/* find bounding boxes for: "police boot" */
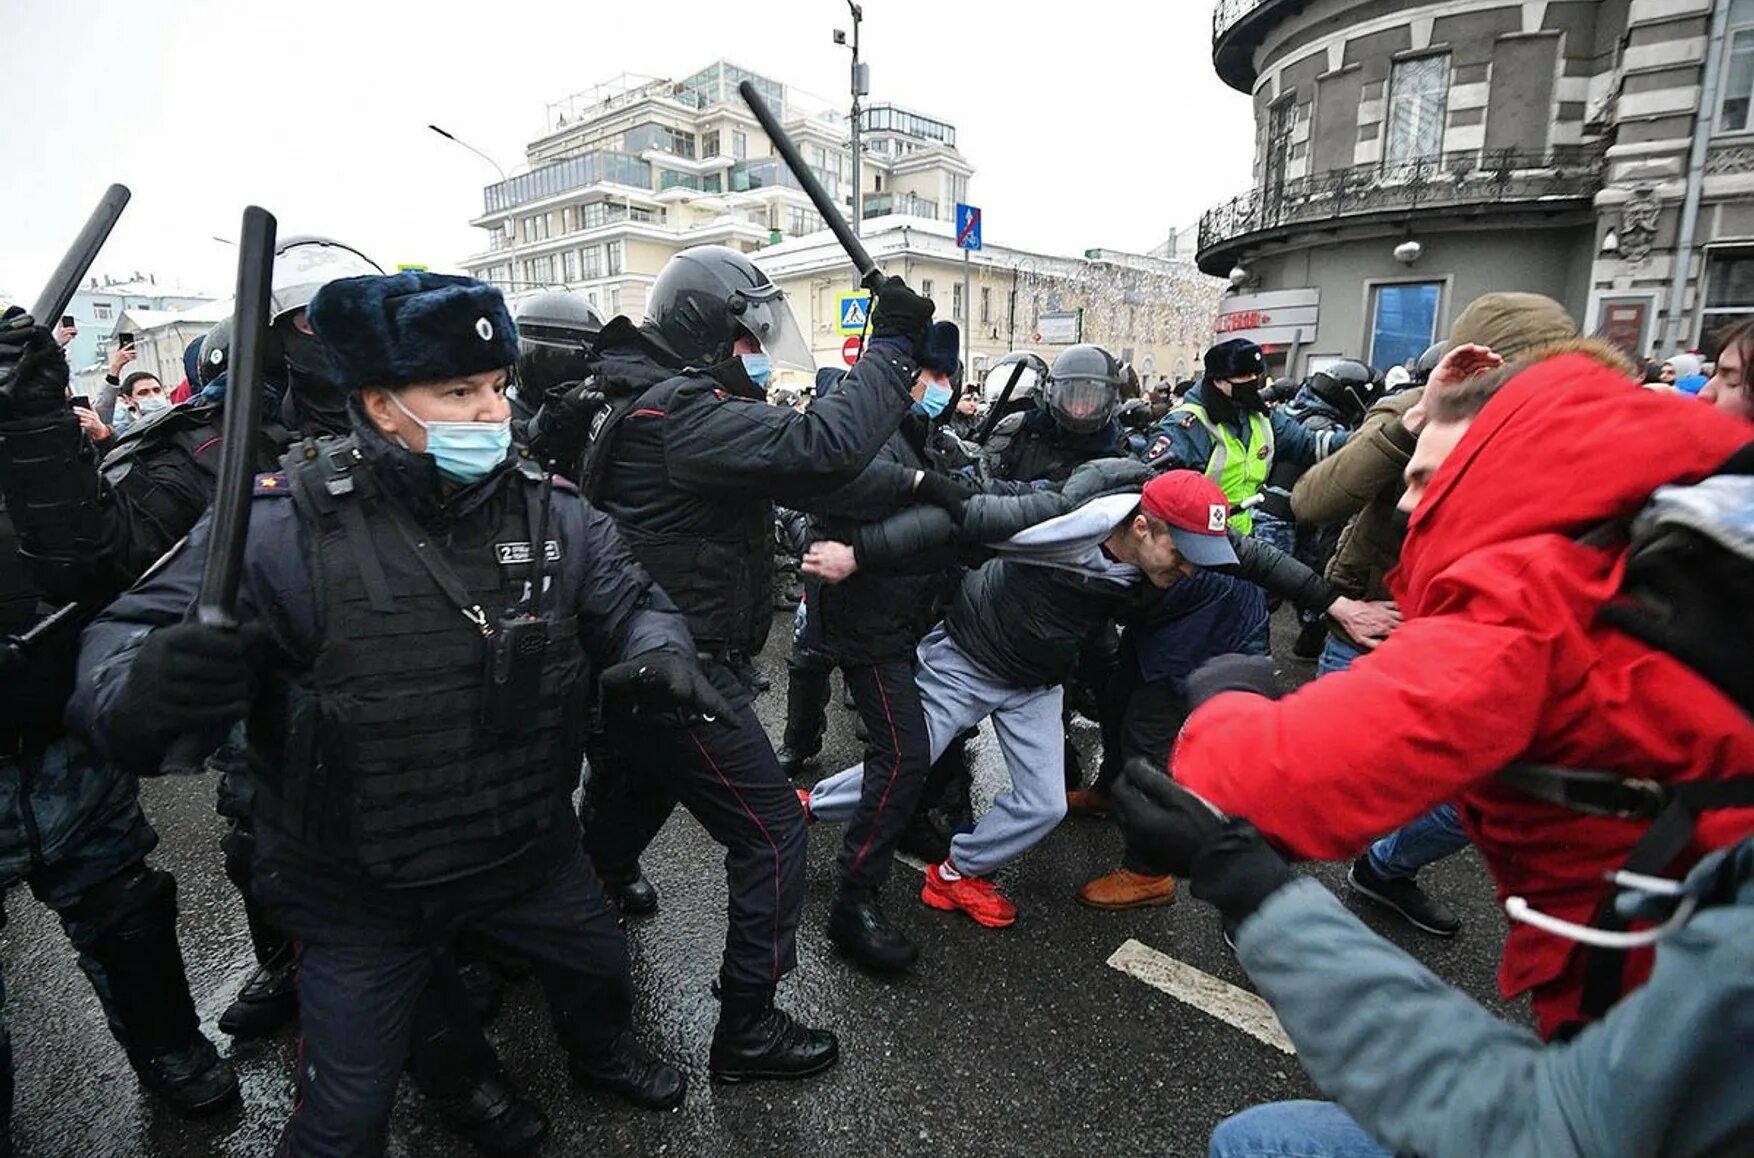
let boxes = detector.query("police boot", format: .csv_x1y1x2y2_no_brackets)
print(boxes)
218,938,298,1039
431,1072,548,1158
777,664,832,778
603,865,660,917
72,868,239,1117
456,956,506,1024
827,888,918,974
709,982,839,1082
408,971,547,1157
567,1030,687,1110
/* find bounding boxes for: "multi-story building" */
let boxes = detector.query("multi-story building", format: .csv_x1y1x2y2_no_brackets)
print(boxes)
63,275,214,374
459,59,1220,381
1197,0,1754,377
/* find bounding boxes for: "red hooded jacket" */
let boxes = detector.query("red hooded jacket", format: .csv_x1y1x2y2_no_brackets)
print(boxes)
1174,351,1754,1036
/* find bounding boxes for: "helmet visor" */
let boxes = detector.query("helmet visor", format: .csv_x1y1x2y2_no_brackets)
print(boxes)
1050,377,1119,433
737,286,815,373
272,241,383,322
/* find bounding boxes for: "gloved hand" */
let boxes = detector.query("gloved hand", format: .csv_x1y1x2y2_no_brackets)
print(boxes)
1185,653,1283,711
868,276,935,352
525,380,603,469
0,309,72,420
110,622,263,745
1188,821,1293,926
913,470,976,521
599,649,735,723
1111,757,1227,880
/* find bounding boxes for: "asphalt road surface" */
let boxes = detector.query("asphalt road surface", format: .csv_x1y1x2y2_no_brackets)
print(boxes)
3,609,1525,1157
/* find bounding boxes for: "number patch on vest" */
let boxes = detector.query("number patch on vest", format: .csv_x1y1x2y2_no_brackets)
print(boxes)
495,540,561,566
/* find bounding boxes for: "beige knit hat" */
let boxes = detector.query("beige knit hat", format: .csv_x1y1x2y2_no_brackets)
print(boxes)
1447,292,1578,361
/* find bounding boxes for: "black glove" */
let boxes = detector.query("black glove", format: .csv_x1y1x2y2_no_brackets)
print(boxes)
913,470,976,521
0,309,72,420
599,650,735,723
1110,756,1226,880
1185,653,1283,712
868,276,935,352
1188,821,1293,926
525,380,603,469
110,623,262,747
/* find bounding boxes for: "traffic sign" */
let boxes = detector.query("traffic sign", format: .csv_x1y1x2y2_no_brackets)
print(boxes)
955,203,982,251
836,291,872,335
842,336,863,365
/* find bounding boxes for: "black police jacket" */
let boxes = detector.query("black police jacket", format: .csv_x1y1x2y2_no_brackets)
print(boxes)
585,323,917,668
70,407,695,894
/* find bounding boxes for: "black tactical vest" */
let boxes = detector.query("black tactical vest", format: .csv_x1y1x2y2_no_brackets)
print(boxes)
257,438,589,886
0,503,72,737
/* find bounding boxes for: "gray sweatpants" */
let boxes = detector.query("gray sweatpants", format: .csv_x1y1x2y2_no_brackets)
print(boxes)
808,625,1065,878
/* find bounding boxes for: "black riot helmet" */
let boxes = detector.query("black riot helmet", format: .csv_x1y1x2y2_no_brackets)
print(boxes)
642,245,812,371
1305,359,1380,426
984,350,1050,407
1410,341,1448,387
197,316,231,387
1044,344,1125,434
515,290,604,395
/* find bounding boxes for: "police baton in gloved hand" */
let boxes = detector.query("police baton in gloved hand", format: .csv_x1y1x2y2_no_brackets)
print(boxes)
739,80,882,293
157,205,276,775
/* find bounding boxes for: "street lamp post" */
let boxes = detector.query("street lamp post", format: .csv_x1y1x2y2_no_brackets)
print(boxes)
835,3,867,246
429,124,519,296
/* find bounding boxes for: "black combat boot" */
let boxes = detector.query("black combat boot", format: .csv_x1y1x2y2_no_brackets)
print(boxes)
709,982,838,1082
777,662,833,778
827,888,918,974
603,865,660,916
73,867,239,1117
455,956,506,1024
429,1072,549,1158
408,965,547,1157
218,936,298,1039
567,1030,687,1110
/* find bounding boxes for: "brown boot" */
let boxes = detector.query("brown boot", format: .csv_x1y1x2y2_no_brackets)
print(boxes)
1065,789,1112,817
1076,868,1176,910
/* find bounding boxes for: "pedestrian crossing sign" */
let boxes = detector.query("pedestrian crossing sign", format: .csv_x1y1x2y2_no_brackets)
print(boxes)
837,292,872,335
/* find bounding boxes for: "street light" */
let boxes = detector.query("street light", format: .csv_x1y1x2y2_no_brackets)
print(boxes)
429,123,519,294
835,2,868,243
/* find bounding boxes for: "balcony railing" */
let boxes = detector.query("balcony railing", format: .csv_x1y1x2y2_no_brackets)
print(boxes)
1196,147,1605,273
1213,0,1270,42
862,193,940,221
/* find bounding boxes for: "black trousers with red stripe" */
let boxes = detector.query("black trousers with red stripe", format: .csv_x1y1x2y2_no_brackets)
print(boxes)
586,693,806,990
837,659,935,895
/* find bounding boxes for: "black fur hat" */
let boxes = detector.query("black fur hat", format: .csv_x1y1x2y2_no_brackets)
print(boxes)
307,272,518,390
1204,337,1266,381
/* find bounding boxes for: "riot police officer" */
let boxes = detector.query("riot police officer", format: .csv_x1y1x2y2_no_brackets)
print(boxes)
508,290,603,429
558,244,932,1080
984,343,1128,485
72,272,710,1158
0,309,239,1140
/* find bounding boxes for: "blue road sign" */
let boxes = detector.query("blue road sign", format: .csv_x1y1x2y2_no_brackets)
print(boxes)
955,203,982,251
837,292,871,334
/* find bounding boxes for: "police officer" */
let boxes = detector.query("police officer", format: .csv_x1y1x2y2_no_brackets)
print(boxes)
1141,337,1350,535
508,290,604,471
559,244,932,1079
0,309,239,1140
72,272,712,1157
984,343,1128,485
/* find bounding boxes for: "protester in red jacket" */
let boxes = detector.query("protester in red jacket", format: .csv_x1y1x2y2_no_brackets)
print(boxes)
1173,339,1754,1038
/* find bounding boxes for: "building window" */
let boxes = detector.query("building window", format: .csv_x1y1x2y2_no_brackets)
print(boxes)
733,131,748,160
1384,55,1450,164
980,286,991,325
527,255,554,285
92,302,112,321
703,130,721,157
1720,0,1754,132
563,250,580,282
1367,282,1443,370
610,287,622,315
953,282,964,321
582,245,604,278
786,206,825,236
606,240,624,276
921,278,934,302
561,207,574,233
1701,248,1754,340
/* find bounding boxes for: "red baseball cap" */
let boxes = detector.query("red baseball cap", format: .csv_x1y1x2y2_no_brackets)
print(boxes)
1140,471,1239,567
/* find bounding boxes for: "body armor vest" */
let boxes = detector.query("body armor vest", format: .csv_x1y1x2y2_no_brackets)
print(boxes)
256,438,588,886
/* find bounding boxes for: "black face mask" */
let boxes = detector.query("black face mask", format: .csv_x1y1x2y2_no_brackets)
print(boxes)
1229,379,1267,413
279,325,351,437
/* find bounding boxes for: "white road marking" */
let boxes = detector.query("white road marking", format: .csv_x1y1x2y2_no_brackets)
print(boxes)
1106,938,1296,1055
894,853,928,875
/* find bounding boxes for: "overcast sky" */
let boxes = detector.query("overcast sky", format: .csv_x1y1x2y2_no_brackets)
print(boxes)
0,0,1253,302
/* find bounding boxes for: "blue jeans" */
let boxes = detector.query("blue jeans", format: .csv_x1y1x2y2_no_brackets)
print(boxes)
1367,803,1468,880
1209,1101,1396,1158
1316,634,1364,677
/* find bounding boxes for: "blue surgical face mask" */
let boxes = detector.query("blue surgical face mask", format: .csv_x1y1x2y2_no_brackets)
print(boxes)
388,391,512,485
134,394,171,416
740,352,772,389
914,378,953,419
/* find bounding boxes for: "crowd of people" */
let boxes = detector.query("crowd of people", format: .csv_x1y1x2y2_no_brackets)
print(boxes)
0,232,1750,1158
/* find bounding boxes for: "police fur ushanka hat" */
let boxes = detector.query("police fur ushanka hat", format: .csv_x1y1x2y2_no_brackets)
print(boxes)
307,272,519,390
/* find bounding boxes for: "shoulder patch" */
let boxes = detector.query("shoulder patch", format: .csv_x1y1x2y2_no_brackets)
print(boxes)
1177,412,1197,429
1146,434,1172,462
253,471,290,496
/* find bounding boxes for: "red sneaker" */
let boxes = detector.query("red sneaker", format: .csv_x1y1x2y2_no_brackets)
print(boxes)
921,862,1017,928
797,788,814,825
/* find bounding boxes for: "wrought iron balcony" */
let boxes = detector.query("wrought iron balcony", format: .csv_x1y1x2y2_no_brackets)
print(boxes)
1195,146,1606,275
1212,0,1294,92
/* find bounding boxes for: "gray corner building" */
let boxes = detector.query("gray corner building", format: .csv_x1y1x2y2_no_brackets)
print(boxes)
1198,0,1754,377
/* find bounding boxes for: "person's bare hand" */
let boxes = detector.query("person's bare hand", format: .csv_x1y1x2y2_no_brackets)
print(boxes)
107,343,136,377
1405,343,1503,435
53,323,76,348
72,406,111,441
802,541,859,585
1327,596,1402,649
